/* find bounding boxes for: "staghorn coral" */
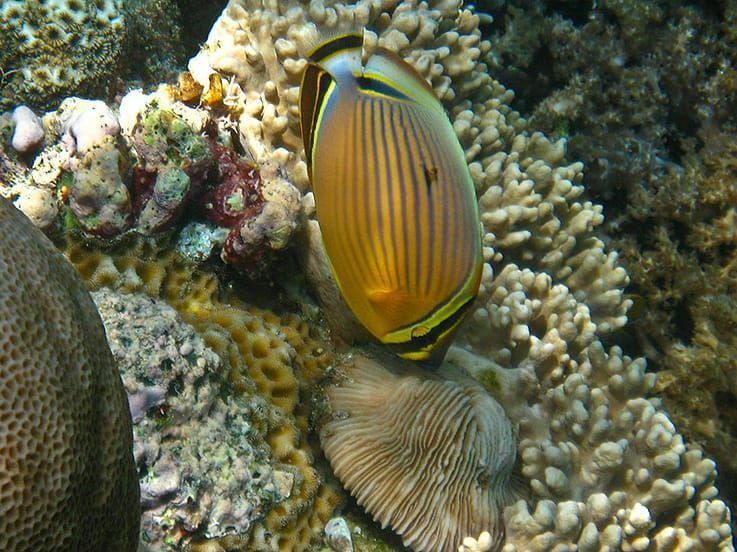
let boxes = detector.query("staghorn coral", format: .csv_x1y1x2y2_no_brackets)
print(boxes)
0,197,139,551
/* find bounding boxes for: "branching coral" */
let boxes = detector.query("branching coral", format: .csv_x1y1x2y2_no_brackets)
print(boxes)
477,0,737,510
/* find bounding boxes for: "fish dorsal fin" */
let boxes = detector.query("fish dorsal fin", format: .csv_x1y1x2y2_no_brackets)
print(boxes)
307,32,362,63
361,48,441,113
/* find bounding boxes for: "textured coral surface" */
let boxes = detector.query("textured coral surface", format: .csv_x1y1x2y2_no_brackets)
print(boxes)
0,0,189,110
0,198,139,551
59,236,340,550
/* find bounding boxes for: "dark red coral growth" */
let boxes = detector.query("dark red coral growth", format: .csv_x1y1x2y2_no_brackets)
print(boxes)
201,143,263,227
201,142,267,275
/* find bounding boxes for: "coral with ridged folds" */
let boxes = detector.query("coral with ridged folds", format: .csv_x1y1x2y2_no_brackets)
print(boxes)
0,198,139,551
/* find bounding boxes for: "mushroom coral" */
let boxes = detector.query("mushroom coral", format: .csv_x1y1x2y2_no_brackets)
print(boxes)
318,353,517,552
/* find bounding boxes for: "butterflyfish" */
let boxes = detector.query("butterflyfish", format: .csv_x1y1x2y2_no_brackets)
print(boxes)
300,33,483,366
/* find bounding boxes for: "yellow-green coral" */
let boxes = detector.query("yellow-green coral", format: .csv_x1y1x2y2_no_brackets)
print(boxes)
60,234,341,550
0,0,125,110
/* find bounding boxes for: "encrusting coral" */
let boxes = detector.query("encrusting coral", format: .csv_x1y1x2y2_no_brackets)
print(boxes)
0,87,302,276
0,197,140,551
92,288,299,550
57,235,341,550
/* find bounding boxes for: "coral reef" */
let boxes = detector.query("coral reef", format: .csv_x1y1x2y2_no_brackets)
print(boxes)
181,0,728,548
0,198,139,551
478,0,737,511
93,288,295,550
1,0,736,550
0,87,302,275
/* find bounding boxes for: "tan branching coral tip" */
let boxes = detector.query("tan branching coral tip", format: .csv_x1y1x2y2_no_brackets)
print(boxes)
320,354,517,552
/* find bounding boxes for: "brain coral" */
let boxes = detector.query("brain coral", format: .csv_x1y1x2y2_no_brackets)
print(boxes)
0,197,139,550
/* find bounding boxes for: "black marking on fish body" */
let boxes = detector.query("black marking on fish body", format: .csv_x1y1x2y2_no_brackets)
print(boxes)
422,164,438,190
309,33,363,63
387,294,476,364
355,75,412,102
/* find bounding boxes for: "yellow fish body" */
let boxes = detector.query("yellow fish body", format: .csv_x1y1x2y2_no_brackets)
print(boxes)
300,33,482,366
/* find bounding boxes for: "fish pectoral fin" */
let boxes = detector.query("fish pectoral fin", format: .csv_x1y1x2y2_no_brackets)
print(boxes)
367,287,423,327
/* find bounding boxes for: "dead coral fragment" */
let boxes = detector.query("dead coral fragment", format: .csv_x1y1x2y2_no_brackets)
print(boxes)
319,354,516,552
69,135,132,237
